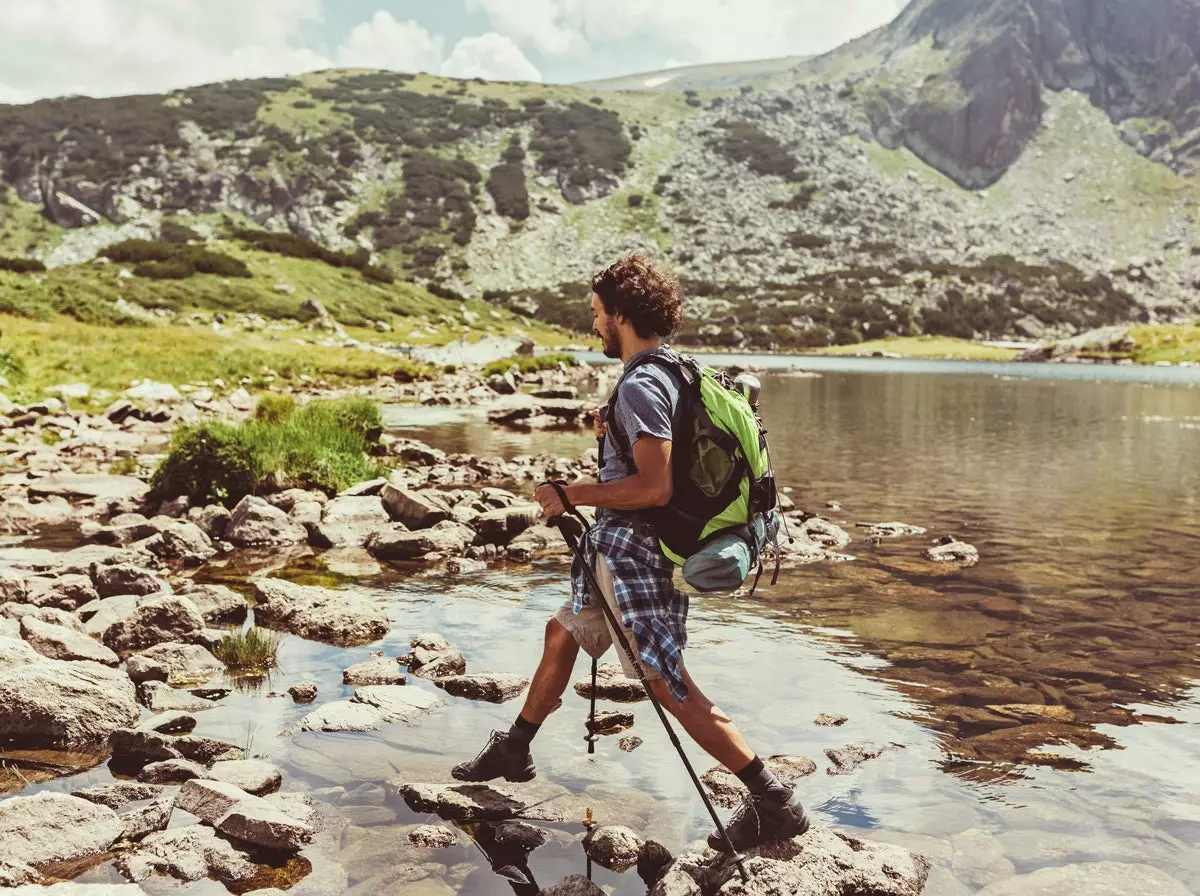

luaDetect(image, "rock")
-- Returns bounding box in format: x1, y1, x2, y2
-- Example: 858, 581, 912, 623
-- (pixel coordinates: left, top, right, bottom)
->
408, 824, 458, 848
381, 485, 452, 529
19, 615, 119, 665
540, 876, 605, 895
226, 496, 307, 546
680, 825, 928, 895
950, 828, 1016, 889
703, 755, 818, 809
204, 760, 281, 798
27, 474, 148, 502
486, 372, 518, 394
105, 399, 138, 423
974, 862, 1191, 896
138, 709, 196, 734
288, 681, 317, 703
365, 525, 467, 561
73, 783, 166, 810
311, 496, 391, 548
343, 656, 407, 685
176, 778, 252, 824
393, 781, 532, 822
586, 709, 635, 733
101, 594, 207, 653
218, 802, 315, 852
409, 646, 467, 678
473, 504, 542, 544
649, 864, 701, 896
119, 794, 175, 840
110, 727, 183, 765
137, 758, 211, 784
392, 438, 447, 466
0, 792, 122, 868
574, 663, 647, 702
4, 602, 86, 633
435, 672, 528, 702
639, 840, 676, 889
292, 685, 440, 732
155, 520, 216, 565
177, 583, 248, 625
0, 651, 138, 748
619, 735, 643, 752
814, 713, 848, 727
139, 680, 217, 713
191, 504, 232, 539
924, 539, 980, 565
173, 734, 244, 765
124, 381, 182, 403
583, 825, 644, 871
25, 574, 97, 611
79, 594, 139, 636
856, 521, 927, 540
252, 577, 389, 646
446, 557, 488, 574
0, 860, 39, 887
825, 743, 897, 775
125, 641, 223, 684
117, 823, 257, 884
91, 563, 167, 598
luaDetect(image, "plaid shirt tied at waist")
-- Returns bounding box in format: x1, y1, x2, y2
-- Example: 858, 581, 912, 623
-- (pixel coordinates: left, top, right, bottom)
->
570, 514, 691, 702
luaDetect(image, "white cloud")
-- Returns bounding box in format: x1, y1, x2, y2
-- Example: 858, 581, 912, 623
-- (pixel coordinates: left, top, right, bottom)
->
0, 0, 328, 103
465, 0, 578, 56
469, 0, 900, 67
334, 11, 444, 73
440, 33, 543, 83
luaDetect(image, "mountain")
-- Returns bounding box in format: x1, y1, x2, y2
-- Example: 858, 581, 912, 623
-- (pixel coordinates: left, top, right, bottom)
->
1, 0, 1198, 351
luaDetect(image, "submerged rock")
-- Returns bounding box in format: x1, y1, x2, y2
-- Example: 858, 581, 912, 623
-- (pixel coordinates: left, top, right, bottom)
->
290, 685, 440, 733
252, 577, 389, 646
924, 538, 980, 566
825, 743, 900, 776
408, 824, 458, 848
973, 861, 1192, 896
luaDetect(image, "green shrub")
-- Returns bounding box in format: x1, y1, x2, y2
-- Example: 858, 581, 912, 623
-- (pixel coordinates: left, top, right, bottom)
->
0, 347, 25, 383
213, 627, 279, 673
488, 162, 530, 220
134, 259, 194, 280
255, 393, 296, 425
103, 239, 175, 264
482, 352, 577, 377
236, 228, 380, 283
710, 121, 805, 182
628, 194, 644, 208
150, 422, 263, 507
0, 257, 46, 274
187, 248, 251, 278
327, 397, 383, 440
788, 232, 830, 250
160, 220, 201, 244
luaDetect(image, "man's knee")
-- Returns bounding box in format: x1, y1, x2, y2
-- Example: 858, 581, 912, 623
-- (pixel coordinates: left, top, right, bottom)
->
545, 617, 579, 657
648, 678, 682, 716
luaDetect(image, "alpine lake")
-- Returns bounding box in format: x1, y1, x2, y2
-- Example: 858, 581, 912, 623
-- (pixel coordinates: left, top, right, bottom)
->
24, 355, 1200, 895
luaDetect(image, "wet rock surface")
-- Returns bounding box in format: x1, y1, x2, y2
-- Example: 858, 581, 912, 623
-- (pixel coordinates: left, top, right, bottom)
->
573, 663, 648, 702
702, 755, 819, 809
252, 578, 389, 646
0, 792, 123, 869
434, 672, 529, 703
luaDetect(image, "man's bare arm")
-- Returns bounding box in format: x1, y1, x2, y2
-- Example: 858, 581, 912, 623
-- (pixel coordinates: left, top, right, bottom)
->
542, 437, 673, 514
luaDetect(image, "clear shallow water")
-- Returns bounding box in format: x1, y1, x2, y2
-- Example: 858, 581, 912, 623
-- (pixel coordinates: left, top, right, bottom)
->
22, 363, 1200, 894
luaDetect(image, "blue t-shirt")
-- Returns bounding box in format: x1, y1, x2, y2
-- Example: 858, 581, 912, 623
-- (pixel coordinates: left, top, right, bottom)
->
598, 348, 682, 484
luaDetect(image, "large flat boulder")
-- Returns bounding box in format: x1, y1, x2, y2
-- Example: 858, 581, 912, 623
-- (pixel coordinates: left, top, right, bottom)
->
381, 485, 452, 529
310, 496, 391, 548
91, 563, 168, 598
175, 584, 248, 625
0, 650, 138, 748
435, 672, 529, 703
343, 656, 406, 685
365, 525, 468, 561
125, 641, 224, 684
19, 615, 119, 666
116, 824, 257, 884
155, 520, 217, 566
252, 577, 388, 646
291, 685, 440, 733
27, 474, 148, 502
473, 504, 541, 544
0, 792, 123, 868
209, 759, 282, 796
226, 496, 307, 546
177, 779, 313, 852
100, 594, 207, 653
73, 783, 166, 811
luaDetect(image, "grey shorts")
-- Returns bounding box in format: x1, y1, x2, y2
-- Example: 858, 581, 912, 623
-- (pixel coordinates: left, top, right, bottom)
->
554, 555, 662, 683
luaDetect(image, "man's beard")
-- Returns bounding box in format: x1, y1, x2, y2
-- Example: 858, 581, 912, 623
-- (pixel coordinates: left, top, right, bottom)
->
599, 323, 621, 359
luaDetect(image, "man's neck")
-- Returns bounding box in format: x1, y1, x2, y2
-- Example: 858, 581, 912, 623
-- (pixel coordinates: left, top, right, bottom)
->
620, 336, 663, 365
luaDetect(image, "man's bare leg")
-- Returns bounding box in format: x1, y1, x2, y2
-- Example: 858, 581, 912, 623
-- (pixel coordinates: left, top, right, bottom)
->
646, 664, 754, 771
519, 617, 581, 725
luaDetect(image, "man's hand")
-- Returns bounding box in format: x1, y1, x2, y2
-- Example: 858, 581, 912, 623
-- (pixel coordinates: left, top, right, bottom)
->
535, 483, 567, 520
591, 408, 607, 440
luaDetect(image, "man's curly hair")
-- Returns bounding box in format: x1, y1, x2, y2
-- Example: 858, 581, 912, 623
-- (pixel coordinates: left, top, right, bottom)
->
591, 252, 683, 338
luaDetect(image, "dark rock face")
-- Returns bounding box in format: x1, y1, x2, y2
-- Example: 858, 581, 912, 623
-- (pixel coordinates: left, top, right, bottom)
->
869, 0, 1200, 184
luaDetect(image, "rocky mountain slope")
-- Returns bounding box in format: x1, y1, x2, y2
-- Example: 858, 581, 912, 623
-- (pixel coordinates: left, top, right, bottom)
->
1, 0, 1198, 350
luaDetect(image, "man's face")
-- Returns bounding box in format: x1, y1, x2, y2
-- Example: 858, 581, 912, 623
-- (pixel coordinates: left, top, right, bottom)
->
591, 293, 621, 359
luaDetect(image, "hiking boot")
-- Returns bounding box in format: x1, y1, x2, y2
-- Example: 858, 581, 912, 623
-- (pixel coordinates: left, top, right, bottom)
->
707, 788, 810, 852
451, 730, 536, 783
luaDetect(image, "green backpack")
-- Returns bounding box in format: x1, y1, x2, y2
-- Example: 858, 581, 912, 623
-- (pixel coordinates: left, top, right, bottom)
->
603, 348, 781, 589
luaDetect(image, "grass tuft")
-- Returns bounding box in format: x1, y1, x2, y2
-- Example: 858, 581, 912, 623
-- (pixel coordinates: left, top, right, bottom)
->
482, 352, 577, 378
213, 628, 280, 673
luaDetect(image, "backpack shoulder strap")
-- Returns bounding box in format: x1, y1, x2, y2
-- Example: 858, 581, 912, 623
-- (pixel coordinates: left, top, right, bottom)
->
604, 348, 697, 469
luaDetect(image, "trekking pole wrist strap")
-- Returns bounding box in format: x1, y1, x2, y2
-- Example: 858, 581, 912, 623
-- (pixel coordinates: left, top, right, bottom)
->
542, 480, 590, 529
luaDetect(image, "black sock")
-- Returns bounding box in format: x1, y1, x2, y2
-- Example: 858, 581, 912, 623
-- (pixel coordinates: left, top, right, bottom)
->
735, 756, 790, 798
507, 715, 540, 748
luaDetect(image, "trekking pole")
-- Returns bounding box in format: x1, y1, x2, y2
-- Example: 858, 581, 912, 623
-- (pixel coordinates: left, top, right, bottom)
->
585, 659, 599, 754
542, 482, 750, 883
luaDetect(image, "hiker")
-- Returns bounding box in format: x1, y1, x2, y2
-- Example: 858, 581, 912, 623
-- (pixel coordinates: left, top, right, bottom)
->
452, 252, 810, 852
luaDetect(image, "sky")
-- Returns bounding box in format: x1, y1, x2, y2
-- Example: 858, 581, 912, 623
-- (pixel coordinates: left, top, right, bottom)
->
0, 0, 912, 104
